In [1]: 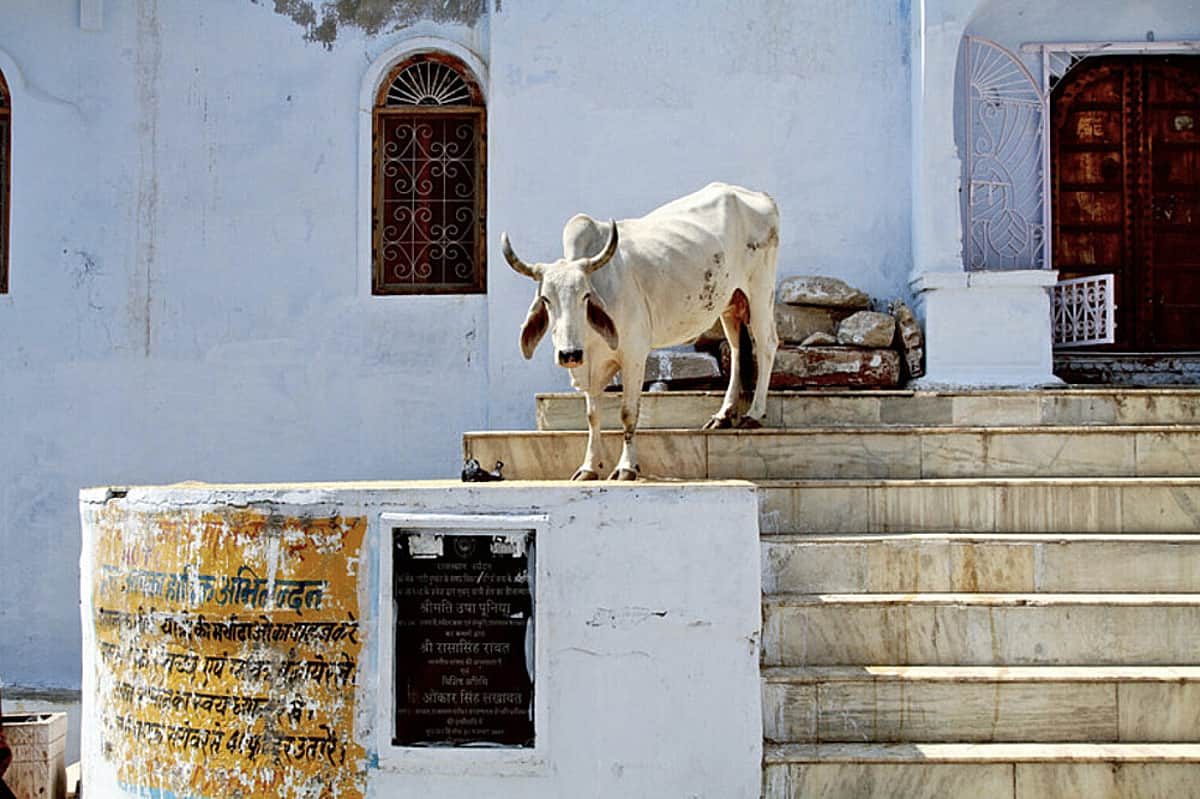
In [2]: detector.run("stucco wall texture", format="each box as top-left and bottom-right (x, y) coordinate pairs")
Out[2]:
(0, 0), (915, 689)
(78, 481), (763, 798)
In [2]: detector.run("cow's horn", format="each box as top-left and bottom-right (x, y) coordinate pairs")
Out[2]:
(582, 220), (619, 275)
(501, 232), (540, 279)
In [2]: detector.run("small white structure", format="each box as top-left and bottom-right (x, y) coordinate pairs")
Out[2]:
(79, 480), (762, 798)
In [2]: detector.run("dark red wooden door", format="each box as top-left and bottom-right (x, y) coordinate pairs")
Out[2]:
(1053, 56), (1200, 350)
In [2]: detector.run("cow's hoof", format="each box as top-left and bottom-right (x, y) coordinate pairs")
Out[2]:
(608, 467), (639, 481)
(571, 468), (600, 481)
(735, 416), (763, 430)
(703, 415), (733, 430)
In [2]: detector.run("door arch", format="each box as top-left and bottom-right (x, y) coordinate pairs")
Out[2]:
(1052, 56), (1200, 350)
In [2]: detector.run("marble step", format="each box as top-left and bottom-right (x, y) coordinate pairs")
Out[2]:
(762, 666), (1200, 744)
(756, 478), (1200, 535)
(463, 425), (1200, 481)
(763, 743), (1200, 799)
(761, 593), (1200, 667)
(535, 388), (1200, 431)
(762, 533), (1200, 594)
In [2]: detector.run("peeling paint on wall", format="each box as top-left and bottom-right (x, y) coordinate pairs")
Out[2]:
(254, 0), (487, 48)
(86, 503), (368, 798)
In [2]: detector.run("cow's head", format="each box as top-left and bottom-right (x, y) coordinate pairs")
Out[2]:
(502, 221), (620, 368)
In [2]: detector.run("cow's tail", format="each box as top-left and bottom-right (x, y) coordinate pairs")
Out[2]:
(739, 319), (756, 403)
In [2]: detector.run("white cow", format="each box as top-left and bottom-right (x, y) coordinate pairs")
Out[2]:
(502, 182), (779, 480)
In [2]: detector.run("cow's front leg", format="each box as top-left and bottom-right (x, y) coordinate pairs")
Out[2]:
(609, 355), (646, 480)
(572, 386), (604, 481)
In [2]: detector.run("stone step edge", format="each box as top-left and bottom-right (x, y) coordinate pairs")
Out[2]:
(762, 532), (1200, 543)
(763, 742), (1200, 765)
(761, 665), (1200, 684)
(537, 389), (1200, 399)
(470, 424), (1200, 437)
(763, 593), (1200, 607)
(756, 476), (1200, 488)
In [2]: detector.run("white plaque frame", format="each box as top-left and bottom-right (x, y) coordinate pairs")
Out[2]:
(376, 512), (549, 776)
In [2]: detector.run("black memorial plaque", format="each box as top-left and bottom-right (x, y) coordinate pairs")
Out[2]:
(392, 529), (534, 747)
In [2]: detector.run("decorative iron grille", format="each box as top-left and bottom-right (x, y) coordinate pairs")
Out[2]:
(963, 37), (1046, 271)
(1052, 274), (1116, 347)
(384, 59), (475, 107)
(373, 53), (485, 295)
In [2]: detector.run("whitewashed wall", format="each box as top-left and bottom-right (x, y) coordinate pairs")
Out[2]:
(0, 1), (495, 688)
(79, 481), (763, 799)
(487, 0), (915, 424)
(0, 0), (915, 690)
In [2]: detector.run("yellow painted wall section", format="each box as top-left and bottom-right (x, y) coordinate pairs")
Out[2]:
(89, 505), (367, 799)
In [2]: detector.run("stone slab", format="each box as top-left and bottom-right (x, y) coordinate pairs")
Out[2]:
(777, 276), (871, 309)
(762, 594), (1200, 667)
(463, 431), (707, 480)
(837, 311), (896, 348)
(764, 678), (1117, 743)
(770, 346), (901, 388)
(708, 431), (921, 479)
(1014, 763), (1200, 798)
(765, 762), (1013, 799)
(763, 534), (1200, 594)
(534, 389), (1200, 431)
(764, 666), (1200, 745)
(890, 299), (925, 379)
(757, 477), (1200, 534)
(766, 754), (1200, 799)
(775, 304), (849, 344)
(638, 349), (721, 385)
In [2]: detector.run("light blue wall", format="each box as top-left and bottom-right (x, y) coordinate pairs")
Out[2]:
(0, 0), (914, 688)
(487, 0), (915, 425)
(0, 1), (494, 688)
(969, 0), (1200, 73)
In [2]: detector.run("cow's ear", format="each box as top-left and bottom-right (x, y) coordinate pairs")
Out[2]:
(586, 294), (619, 351)
(520, 296), (549, 359)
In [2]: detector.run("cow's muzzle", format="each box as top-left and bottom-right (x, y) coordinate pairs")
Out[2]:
(557, 349), (584, 367)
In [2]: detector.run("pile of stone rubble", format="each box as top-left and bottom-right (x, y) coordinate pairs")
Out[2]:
(634, 275), (925, 391)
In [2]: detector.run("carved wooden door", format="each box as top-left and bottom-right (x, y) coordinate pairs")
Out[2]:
(1053, 56), (1200, 351)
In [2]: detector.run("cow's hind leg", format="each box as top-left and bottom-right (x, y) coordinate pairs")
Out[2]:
(740, 276), (779, 428)
(704, 290), (752, 429)
(608, 355), (646, 480)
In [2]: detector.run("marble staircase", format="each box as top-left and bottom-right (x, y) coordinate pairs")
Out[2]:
(463, 389), (1200, 798)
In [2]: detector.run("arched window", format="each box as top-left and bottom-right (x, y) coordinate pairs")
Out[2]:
(372, 53), (486, 295)
(0, 70), (9, 293)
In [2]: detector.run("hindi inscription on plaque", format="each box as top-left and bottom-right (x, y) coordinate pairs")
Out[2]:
(392, 529), (534, 747)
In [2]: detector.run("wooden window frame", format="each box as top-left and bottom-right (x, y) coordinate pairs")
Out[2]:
(0, 70), (9, 294)
(372, 52), (487, 296)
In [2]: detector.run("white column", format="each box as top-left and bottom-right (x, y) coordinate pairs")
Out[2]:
(909, 0), (1061, 386)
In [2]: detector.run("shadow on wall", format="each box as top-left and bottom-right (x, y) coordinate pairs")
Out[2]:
(252, 0), (488, 48)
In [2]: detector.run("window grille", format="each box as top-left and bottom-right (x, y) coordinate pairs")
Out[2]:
(962, 36), (1046, 271)
(373, 53), (485, 295)
(0, 71), (8, 294)
(1052, 274), (1116, 347)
